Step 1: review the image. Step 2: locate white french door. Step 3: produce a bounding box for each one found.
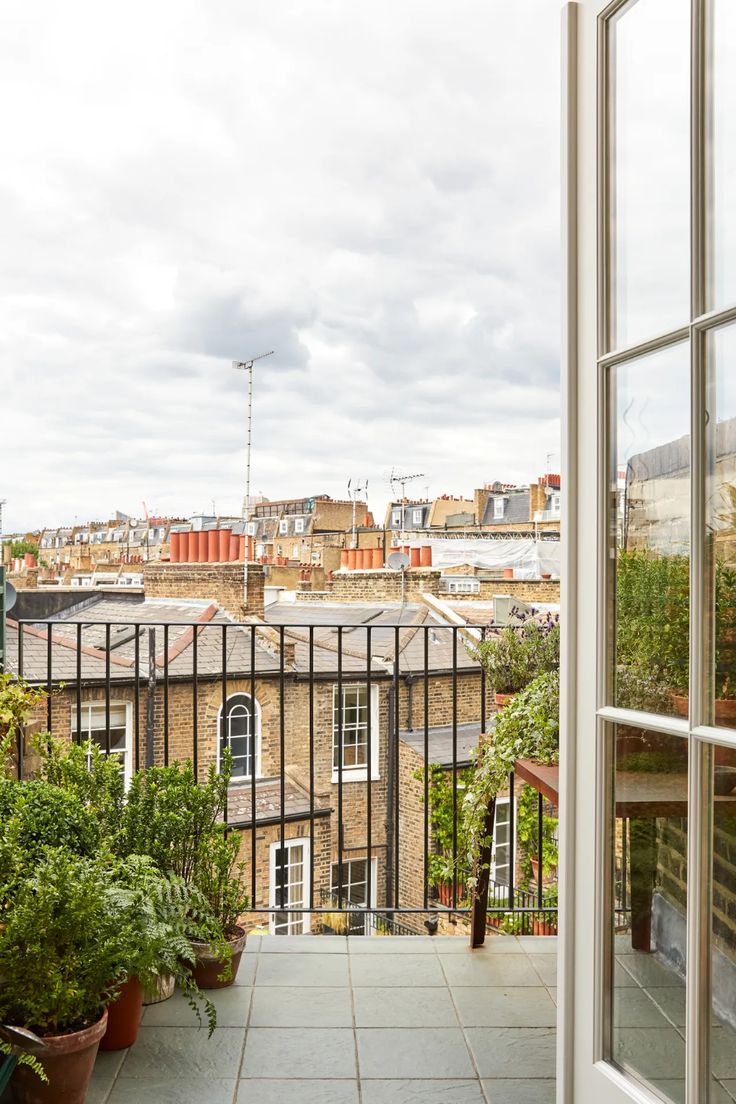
[269,838,311,935]
[566,2,736,1103]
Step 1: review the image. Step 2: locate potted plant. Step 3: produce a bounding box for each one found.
[189,829,249,989]
[471,612,559,707]
[100,856,217,1050]
[0,851,130,1104]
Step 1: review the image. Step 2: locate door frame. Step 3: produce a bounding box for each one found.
[268,836,312,935]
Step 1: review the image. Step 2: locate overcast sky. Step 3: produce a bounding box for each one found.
[1,1,561,533]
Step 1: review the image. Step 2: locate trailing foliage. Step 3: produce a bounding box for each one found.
[414,763,473,894]
[471,611,560,695]
[515,783,558,884]
[463,670,559,886]
[0,674,47,775]
[194,829,249,937]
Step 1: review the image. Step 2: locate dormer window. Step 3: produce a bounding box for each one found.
[412,509,422,525]
[493,498,505,519]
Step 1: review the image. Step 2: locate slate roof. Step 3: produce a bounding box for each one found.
[399,721,485,767]
[227,775,331,828]
[482,490,530,526]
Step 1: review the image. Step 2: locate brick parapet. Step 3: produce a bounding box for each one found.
[142,562,265,619]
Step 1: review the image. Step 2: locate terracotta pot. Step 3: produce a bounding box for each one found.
[495,692,515,708]
[2,1010,107,1104]
[532,918,558,936]
[715,698,736,727]
[670,693,689,718]
[142,973,175,1006]
[503,567,514,580]
[99,977,144,1051]
[190,926,246,989]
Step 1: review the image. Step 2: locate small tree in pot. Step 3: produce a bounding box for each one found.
[189,830,249,988]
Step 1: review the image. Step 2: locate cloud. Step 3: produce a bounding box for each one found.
[0,0,561,531]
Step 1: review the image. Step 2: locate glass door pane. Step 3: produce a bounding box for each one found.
[710,747,736,1091]
[609,726,688,1098]
[610,342,691,717]
[609,0,690,348]
[706,323,736,728]
[711,0,736,310]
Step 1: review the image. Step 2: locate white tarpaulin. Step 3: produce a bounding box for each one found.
[407,538,561,579]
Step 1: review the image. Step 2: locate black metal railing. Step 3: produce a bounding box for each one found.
[7,615,559,935]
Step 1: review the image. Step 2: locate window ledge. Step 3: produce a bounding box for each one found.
[331,770,379,785]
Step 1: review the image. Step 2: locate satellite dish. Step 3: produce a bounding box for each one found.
[387,552,410,571]
[5,581,17,612]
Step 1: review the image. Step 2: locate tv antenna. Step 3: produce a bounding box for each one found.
[232,350,275,607]
[389,469,425,502]
[347,478,368,549]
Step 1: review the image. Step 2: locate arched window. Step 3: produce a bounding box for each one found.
[218,693,260,779]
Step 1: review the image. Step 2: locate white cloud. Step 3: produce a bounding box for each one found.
[0,0,561,531]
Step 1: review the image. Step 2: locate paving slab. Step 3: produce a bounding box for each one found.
[452,986,556,1028]
[361,1079,485,1102]
[353,985,459,1027]
[237,1078,359,1103]
[142,986,251,1028]
[259,934,348,953]
[249,985,353,1027]
[255,952,350,987]
[357,1027,475,1079]
[350,952,446,987]
[611,1026,686,1081]
[116,1026,245,1080]
[465,1027,556,1079]
[241,1027,357,1078]
[439,953,541,988]
[482,1079,557,1104]
[107,1078,237,1104]
[349,936,439,953]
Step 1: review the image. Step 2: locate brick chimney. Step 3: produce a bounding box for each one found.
[473,486,492,525]
[142,561,265,619]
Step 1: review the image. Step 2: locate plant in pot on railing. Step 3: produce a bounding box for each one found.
[0,850,132,1104]
[415,763,473,907]
[471,611,560,707]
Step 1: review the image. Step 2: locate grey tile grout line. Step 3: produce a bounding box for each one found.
[233,945,260,1098]
[347,941,363,1103]
[434,934,491,1103]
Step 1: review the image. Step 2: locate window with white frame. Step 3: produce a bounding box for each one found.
[412,508,422,525]
[279,519,288,535]
[332,684,379,780]
[218,693,260,779]
[490,797,514,886]
[246,522,256,536]
[292,544,300,559]
[391,509,401,527]
[270,838,310,935]
[550,493,561,515]
[444,577,480,594]
[72,702,132,787]
[330,857,377,908]
[493,497,505,519]
[294,517,305,534]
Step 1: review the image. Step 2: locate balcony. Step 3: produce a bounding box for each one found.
[88,934,558,1104]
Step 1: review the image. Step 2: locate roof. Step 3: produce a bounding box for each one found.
[227,775,331,828]
[428,499,474,527]
[482,490,530,526]
[399,721,486,767]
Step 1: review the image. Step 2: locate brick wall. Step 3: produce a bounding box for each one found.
[142,562,265,618]
[298,569,442,604]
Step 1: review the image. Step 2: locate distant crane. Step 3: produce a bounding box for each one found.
[388,470,426,535]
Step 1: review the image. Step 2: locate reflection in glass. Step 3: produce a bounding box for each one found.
[612,343,690,717]
[609,0,690,349]
[610,728,688,1098]
[711,750,736,1090]
[712,1,736,309]
[707,325,736,728]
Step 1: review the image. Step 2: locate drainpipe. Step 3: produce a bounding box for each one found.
[404,674,417,733]
[146,627,156,767]
[385,681,396,909]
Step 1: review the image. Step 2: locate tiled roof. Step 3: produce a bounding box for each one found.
[227,775,330,827]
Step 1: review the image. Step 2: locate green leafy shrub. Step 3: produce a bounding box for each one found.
[195,830,249,937]
[0,674,47,774]
[615,550,690,695]
[8,540,38,561]
[0,851,128,1035]
[34,735,125,848]
[472,612,559,695]
[414,763,473,898]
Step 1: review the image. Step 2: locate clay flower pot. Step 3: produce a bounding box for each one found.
[191,926,246,989]
[99,977,144,1052]
[494,692,516,708]
[142,973,175,1006]
[2,1010,107,1104]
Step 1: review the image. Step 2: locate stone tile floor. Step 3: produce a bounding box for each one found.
[88,934,559,1104]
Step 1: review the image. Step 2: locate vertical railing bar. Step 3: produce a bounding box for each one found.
[76,623,82,746]
[480,625,487,734]
[250,626,257,907]
[134,628,140,772]
[337,626,344,910]
[221,624,228,828]
[105,624,111,755]
[279,626,286,919]
[366,625,372,912]
[394,625,400,909]
[309,625,315,911]
[17,624,24,780]
[537,789,544,908]
[46,627,52,733]
[163,624,169,766]
[452,627,458,910]
[621,816,628,911]
[508,770,516,910]
[192,624,198,780]
[423,625,429,910]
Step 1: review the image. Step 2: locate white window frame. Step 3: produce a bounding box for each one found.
[391,509,402,527]
[331,683,380,783]
[269,837,311,935]
[412,508,423,525]
[246,521,256,537]
[493,497,505,519]
[217,693,261,781]
[330,856,378,908]
[489,796,515,886]
[445,577,481,595]
[279,519,288,535]
[294,517,305,534]
[72,701,133,789]
[292,544,300,559]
